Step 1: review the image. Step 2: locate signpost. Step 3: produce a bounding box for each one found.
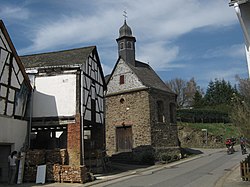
[202,129,208,145]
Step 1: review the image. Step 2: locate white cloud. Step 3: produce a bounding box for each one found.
[203,65,247,83]
[19,0,238,56]
[128,0,237,41]
[5,0,245,88]
[136,41,183,70]
[0,5,29,20]
[203,44,245,59]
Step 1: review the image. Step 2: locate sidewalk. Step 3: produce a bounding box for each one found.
[215,164,250,187]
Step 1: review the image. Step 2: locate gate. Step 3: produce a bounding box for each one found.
[240,154,250,181]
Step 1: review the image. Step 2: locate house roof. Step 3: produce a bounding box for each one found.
[0,20,32,90]
[20,46,95,68]
[20,46,107,90]
[129,61,174,93]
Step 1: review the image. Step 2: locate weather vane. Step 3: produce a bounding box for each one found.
[123,10,127,21]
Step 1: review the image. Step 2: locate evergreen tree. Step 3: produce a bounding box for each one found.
[204,79,237,107]
[192,90,204,108]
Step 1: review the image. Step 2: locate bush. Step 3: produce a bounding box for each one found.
[161,154,172,162]
[132,145,155,165]
[139,151,155,165]
[177,109,229,123]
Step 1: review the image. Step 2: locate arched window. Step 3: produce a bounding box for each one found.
[170,103,176,123]
[120,42,124,50]
[157,100,164,122]
[127,41,132,49]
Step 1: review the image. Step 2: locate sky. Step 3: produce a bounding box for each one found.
[1,0,248,89]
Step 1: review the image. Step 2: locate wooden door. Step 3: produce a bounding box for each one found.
[116,126,133,152]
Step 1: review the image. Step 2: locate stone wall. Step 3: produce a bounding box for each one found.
[148,89,179,148]
[105,90,152,156]
[105,88,179,157]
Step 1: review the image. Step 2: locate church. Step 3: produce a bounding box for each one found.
[105,20,179,159]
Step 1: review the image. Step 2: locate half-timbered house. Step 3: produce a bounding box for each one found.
[105,20,179,159]
[0,20,32,183]
[20,46,106,174]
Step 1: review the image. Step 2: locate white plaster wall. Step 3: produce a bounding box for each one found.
[33,74,76,117]
[0,116,27,152]
[107,59,145,95]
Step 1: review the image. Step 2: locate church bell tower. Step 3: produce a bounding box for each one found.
[116,20,136,66]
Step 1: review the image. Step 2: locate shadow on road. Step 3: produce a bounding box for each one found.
[182,148,203,155]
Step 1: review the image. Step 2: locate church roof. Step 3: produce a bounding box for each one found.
[128,61,174,93]
[119,20,133,37]
[20,46,95,68]
[106,57,174,94]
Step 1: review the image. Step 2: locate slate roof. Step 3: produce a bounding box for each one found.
[106,57,174,94]
[128,60,173,93]
[20,46,95,68]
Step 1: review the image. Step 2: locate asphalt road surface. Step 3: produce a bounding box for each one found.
[103,148,245,187]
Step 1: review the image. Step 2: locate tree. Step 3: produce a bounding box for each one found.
[185,78,200,107]
[204,79,237,108]
[165,78,186,108]
[192,90,204,108]
[230,77,250,140]
[165,77,201,108]
[236,75,250,103]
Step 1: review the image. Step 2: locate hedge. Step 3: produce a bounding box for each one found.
[177,109,230,123]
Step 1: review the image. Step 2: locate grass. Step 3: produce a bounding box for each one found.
[178,122,241,140]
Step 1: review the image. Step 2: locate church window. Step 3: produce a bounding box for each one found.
[170,103,176,123]
[127,41,132,49]
[157,100,164,122]
[120,75,125,85]
[120,42,124,50]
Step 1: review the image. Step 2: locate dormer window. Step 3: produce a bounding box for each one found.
[120,75,125,84]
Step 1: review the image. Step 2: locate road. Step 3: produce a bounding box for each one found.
[100,148,245,187]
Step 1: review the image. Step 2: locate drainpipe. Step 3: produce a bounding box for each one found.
[80,67,85,165]
[27,88,34,149]
[26,71,37,150]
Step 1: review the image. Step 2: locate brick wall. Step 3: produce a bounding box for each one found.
[67,114,81,165]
